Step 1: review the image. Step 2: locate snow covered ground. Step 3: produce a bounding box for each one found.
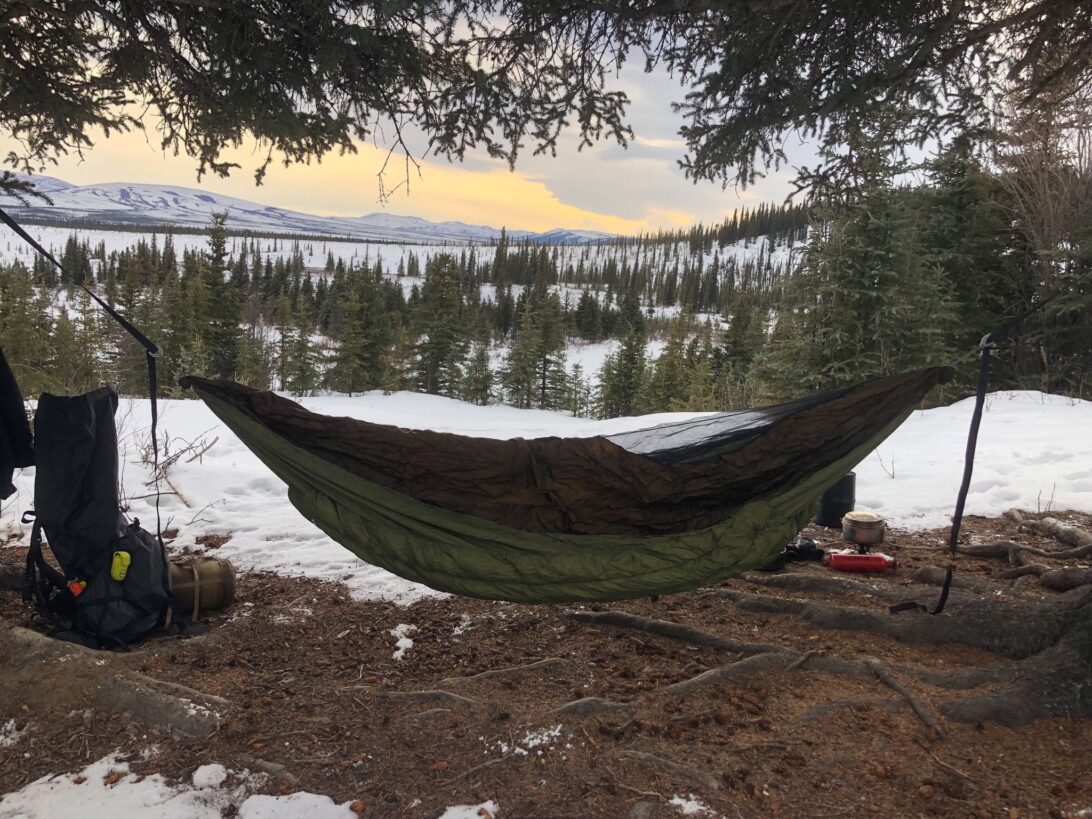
[0,752,502,818]
[2,389,1090,607]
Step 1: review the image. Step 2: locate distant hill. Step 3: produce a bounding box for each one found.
[0,174,615,245]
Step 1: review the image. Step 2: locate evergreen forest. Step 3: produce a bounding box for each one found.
[3,138,1090,418]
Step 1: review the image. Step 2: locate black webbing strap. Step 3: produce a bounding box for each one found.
[0,206,166,569]
[889,335,992,615]
[23,518,70,626]
[891,295,1059,616]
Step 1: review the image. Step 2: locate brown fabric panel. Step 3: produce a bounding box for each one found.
[183,367,949,536]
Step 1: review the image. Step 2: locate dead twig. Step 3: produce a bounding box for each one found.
[438,755,510,786]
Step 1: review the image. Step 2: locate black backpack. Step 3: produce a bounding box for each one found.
[23,385,176,648]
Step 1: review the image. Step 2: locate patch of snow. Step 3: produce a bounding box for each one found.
[0,754,359,819]
[237,792,355,819]
[390,623,416,660]
[518,725,564,755]
[669,794,715,815]
[0,719,28,747]
[191,764,228,790]
[438,800,500,819]
[487,725,564,757]
[452,614,474,636]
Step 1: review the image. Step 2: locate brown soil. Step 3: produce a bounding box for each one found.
[1,513,1090,818]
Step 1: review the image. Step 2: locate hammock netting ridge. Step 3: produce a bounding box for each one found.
[181,367,950,603]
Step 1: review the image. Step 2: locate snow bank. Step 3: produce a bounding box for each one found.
[3,389,1090,604]
[853,391,1092,529]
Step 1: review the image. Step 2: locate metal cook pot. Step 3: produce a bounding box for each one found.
[841,510,886,546]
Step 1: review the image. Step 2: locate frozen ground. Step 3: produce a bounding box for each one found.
[2,390,1090,606]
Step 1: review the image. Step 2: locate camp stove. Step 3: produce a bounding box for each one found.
[823,510,895,572]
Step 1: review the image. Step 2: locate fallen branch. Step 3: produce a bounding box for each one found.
[438,755,510,786]
[184,436,219,463]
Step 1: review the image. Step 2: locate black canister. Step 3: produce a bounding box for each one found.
[814,471,856,528]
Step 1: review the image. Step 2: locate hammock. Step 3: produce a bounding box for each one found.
[181,367,950,603]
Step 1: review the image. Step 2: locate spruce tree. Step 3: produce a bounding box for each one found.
[413,255,468,397]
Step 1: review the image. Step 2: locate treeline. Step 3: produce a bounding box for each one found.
[747,134,1092,403]
[583,202,809,254]
[2,211,775,416]
[4,132,1089,422]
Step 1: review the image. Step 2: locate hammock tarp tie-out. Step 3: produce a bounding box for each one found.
[181,367,950,603]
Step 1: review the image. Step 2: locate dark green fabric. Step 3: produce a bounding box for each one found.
[191,386,922,603]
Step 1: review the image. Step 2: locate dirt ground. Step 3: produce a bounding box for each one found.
[1,513,1090,818]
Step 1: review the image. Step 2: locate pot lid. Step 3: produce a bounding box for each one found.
[843,510,885,525]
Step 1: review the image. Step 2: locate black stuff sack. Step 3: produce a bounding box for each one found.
[0,347,34,500]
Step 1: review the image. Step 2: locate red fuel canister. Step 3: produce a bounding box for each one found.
[826,552,896,573]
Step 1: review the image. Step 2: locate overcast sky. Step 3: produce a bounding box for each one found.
[3,65,815,234]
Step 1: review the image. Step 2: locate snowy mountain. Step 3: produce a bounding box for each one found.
[0,174,615,244]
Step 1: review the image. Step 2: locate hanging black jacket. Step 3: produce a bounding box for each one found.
[0,348,34,499]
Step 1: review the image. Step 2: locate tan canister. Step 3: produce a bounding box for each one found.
[170,557,236,620]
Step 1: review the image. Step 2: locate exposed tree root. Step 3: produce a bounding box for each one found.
[912,566,999,593]
[741,572,904,602]
[377,689,493,713]
[659,648,943,735]
[552,697,636,717]
[0,623,227,738]
[619,750,721,791]
[1013,511,1092,555]
[967,511,1092,561]
[956,541,1027,559]
[905,666,1012,690]
[712,584,1092,727]
[565,609,785,655]
[567,608,945,734]
[440,657,571,686]
[793,698,906,724]
[944,511,1092,593]
[998,564,1047,580]
[1039,567,1092,592]
[862,657,945,738]
[568,562,1092,729]
[708,585,1082,660]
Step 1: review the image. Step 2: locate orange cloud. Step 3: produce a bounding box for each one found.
[4,127,696,234]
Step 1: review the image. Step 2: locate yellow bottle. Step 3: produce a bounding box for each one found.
[110,550,131,581]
